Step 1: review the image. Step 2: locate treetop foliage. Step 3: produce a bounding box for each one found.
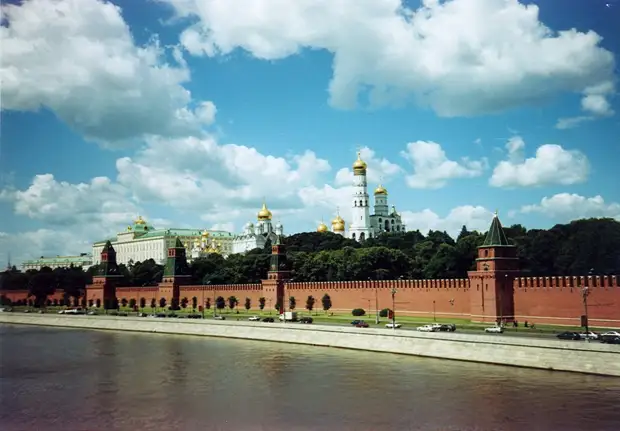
[1,219,618,297]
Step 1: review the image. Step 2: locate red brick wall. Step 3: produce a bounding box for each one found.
[285,279,471,318]
[3,275,619,328]
[513,275,620,327]
[0,290,66,304]
[177,284,264,310]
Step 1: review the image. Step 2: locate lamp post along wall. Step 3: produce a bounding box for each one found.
[391,288,396,330]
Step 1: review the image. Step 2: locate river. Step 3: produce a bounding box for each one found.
[1,324,618,430]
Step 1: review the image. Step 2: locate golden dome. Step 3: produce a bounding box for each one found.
[331,214,345,232]
[317,222,329,233]
[257,202,272,221]
[352,151,367,174]
[201,229,209,237]
[127,225,132,231]
[374,184,388,195]
[134,215,146,225]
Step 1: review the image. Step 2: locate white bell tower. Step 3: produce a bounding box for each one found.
[348,151,372,241]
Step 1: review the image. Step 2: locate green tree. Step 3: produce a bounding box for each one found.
[129,298,137,310]
[216,296,226,310]
[181,297,189,310]
[121,298,129,308]
[205,298,211,310]
[244,297,251,311]
[191,296,198,311]
[159,297,167,309]
[321,294,332,314]
[227,296,238,312]
[140,297,146,310]
[150,298,156,310]
[259,297,266,311]
[289,296,296,310]
[306,295,315,314]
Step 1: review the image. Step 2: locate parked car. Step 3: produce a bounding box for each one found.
[214,315,226,320]
[600,332,620,344]
[417,325,437,332]
[299,317,313,324]
[386,322,402,329]
[350,320,363,325]
[579,331,599,340]
[484,326,503,334]
[556,331,581,341]
[248,316,261,321]
[600,331,620,337]
[355,321,369,328]
[262,317,275,323]
[437,324,457,332]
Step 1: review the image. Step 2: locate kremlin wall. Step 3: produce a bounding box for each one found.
[3,214,620,328]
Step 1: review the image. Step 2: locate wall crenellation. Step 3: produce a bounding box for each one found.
[286,279,470,290]
[513,275,619,290]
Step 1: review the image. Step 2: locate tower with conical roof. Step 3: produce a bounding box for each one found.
[90,240,123,309]
[158,237,191,309]
[262,235,290,313]
[467,211,519,323]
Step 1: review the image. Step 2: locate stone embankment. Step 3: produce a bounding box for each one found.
[1,313,619,377]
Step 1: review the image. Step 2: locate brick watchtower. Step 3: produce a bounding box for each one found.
[262,236,290,313]
[158,237,191,308]
[93,240,123,309]
[468,212,519,323]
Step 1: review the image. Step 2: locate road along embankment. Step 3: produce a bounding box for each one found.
[1,313,619,377]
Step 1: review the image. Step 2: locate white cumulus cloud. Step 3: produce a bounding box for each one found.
[401,205,494,237]
[519,194,620,221]
[401,141,486,189]
[0,0,213,146]
[162,0,615,118]
[489,137,589,188]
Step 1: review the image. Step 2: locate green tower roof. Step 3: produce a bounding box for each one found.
[174,237,184,248]
[482,212,510,246]
[102,240,114,252]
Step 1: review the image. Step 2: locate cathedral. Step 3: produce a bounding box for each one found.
[318,151,406,241]
[231,202,284,254]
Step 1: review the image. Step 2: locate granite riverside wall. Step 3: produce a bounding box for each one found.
[1,314,618,377]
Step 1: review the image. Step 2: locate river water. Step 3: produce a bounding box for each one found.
[1,325,619,431]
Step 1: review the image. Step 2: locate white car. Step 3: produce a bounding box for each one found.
[248,316,261,321]
[579,331,599,340]
[485,326,504,334]
[601,331,620,337]
[385,322,402,329]
[416,325,436,332]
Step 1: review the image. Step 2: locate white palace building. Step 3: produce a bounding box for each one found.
[90,203,285,267]
[317,151,406,240]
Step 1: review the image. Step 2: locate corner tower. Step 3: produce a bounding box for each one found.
[262,236,290,313]
[91,241,123,309]
[348,151,372,241]
[158,237,191,308]
[468,212,519,323]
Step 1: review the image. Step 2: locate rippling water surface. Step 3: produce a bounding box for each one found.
[1,324,619,431]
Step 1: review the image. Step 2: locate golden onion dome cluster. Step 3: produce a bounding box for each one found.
[257,202,272,221]
[331,214,345,232]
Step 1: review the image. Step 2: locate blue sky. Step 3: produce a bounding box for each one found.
[1,0,619,265]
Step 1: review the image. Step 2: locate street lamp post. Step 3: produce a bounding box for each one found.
[391,287,397,331]
[367,277,379,325]
[433,300,436,322]
[583,268,594,342]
